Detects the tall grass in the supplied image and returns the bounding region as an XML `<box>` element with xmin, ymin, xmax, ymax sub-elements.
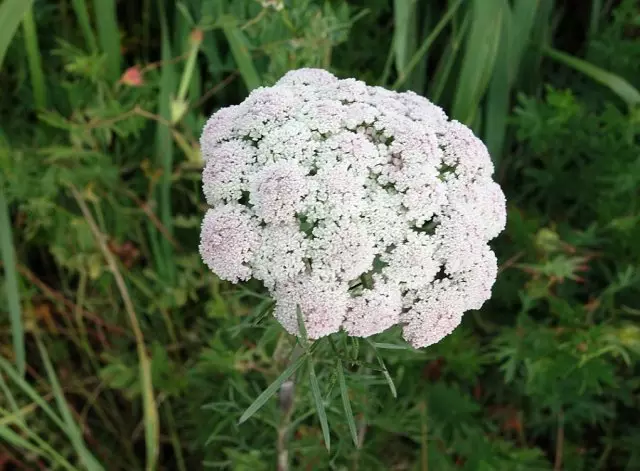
<box><xmin>485</xmin><ymin>0</ymin><xmax>540</xmax><ymax>157</ymax></box>
<box><xmin>92</xmin><ymin>0</ymin><xmax>121</xmax><ymax>81</ymax></box>
<box><xmin>0</xmin><ymin>0</ymin><xmax>34</xmax><ymax>67</ymax></box>
<box><xmin>22</xmin><ymin>6</ymin><xmax>47</xmax><ymax>109</ymax></box>
<box><xmin>155</xmin><ymin>1</ymin><xmax>177</xmax><ymax>285</ymax></box>
<box><xmin>70</xmin><ymin>0</ymin><xmax>98</xmax><ymax>52</ymax></box>
<box><xmin>451</xmin><ymin>0</ymin><xmax>504</xmax><ymax>126</ymax></box>
<box><xmin>0</xmin><ymin>180</ymin><xmax>24</xmax><ymax>376</ymax></box>
<box><xmin>0</xmin><ymin>344</ymin><xmax>104</xmax><ymax>470</ymax></box>
<box><xmin>390</xmin><ymin>0</ymin><xmax>557</xmax><ymax>161</ymax></box>
<box><xmin>222</xmin><ymin>19</ymin><xmax>261</xmax><ymax>91</ymax></box>
<box><xmin>544</xmin><ymin>46</ymin><xmax>640</xmax><ymax>109</ymax></box>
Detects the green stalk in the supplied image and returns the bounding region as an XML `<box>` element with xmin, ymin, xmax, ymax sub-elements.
<box><xmin>92</xmin><ymin>0</ymin><xmax>121</xmax><ymax>81</ymax></box>
<box><xmin>0</xmin><ymin>179</ymin><xmax>24</xmax><ymax>376</ymax></box>
<box><xmin>70</xmin><ymin>0</ymin><xmax>98</xmax><ymax>51</ymax></box>
<box><xmin>156</xmin><ymin>0</ymin><xmax>176</xmax><ymax>282</ymax></box>
<box><xmin>22</xmin><ymin>6</ymin><xmax>46</xmax><ymax>109</ymax></box>
<box><xmin>393</xmin><ymin>0</ymin><xmax>465</xmax><ymax>90</ymax></box>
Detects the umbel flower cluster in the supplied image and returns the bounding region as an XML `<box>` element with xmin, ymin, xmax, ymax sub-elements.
<box><xmin>199</xmin><ymin>68</ymin><xmax>506</xmax><ymax>348</ymax></box>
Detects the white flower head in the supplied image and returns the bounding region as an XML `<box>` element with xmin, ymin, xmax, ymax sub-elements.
<box><xmin>200</xmin><ymin>68</ymin><xmax>506</xmax><ymax>347</ymax></box>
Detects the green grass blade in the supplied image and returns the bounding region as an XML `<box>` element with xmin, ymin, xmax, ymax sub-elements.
<box><xmin>92</xmin><ymin>0</ymin><xmax>121</xmax><ymax>81</ymax></box>
<box><xmin>0</xmin><ymin>0</ymin><xmax>34</xmax><ymax>68</ymax></box>
<box><xmin>393</xmin><ymin>0</ymin><xmax>465</xmax><ymax>91</ymax></box>
<box><xmin>141</xmin><ymin>350</ymin><xmax>159</xmax><ymax>471</ymax></box>
<box><xmin>544</xmin><ymin>46</ymin><xmax>640</xmax><ymax>108</ymax></box>
<box><xmin>0</xmin><ymin>421</ymin><xmax>79</xmax><ymax>471</ymax></box>
<box><xmin>0</xmin><ymin>357</ymin><xmax>66</xmax><ymax>430</ymax></box>
<box><xmin>173</xmin><ymin>30</ymin><xmax>202</xmax><ymax>124</ymax></box>
<box><xmin>392</xmin><ymin>0</ymin><xmax>418</xmax><ymax>88</ymax></box>
<box><xmin>36</xmin><ymin>337</ymin><xmax>105</xmax><ymax>471</ymax></box>
<box><xmin>366</xmin><ymin>339</ymin><xmax>397</xmax><ymax>398</ymax></box>
<box><xmin>589</xmin><ymin>0</ymin><xmax>603</xmax><ymax>38</ymax></box>
<box><xmin>451</xmin><ymin>0</ymin><xmax>504</xmax><ymax>124</ymax></box>
<box><xmin>511</xmin><ymin>0</ymin><xmax>541</xmax><ymax>71</ymax></box>
<box><xmin>155</xmin><ymin>0</ymin><xmax>177</xmax><ymax>282</ymax></box>
<box><xmin>428</xmin><ymin>11</ymin><xmax>470</xmax><ymax>103</ymax></box>
<box><xmin>308</xmin><ymin>357</ymin><xmax>330</xmax><ymax>451</ymax></box>
<box><xmin>337</xmin><ymin>362</ymin><xmax>358</xmax><ymax>446</ymax></box>
<box><xmin>0</xmin><ymin>425</ymin><xmax>41</xmax><ymax>457</ymax></box>
<box><xmin>485</xmin><ymin>0</ymin><xmax>540</xmax><ymax>160</ymax></box>
<box><xmin>484</xmin><ymin>7</ymin><xmax>511</xmax><ymax>160</ymax></box>
<box><xmin>0</xmin><ymin>182</ymin><xmax>24</xmax><ymax>376</ymax></box>
<box><xmin>222</xmin><ymin>19</ymin><xmax>261</xmax><ymax>91</ymax></box>
<box><xmin>0</xmin><ymin>372</ymin><xmax>20</xmax><ymax>414</ymax></box>
<box><xmin>371</xmin><ymin>342</ymin><xmax>412</xmax><ymax>351</ymax></box>
<box><xmin>238</xmin><ymin>353</ymin><xmax>307</xmax><ymax>424</ymax></box>
<box><xmin>296</xmin><ymin>305</ymin><xmax>310</xmax><ymax>350</ymax></box>
<box><xmin>378</xmin><ymin>35</ymin><xmax>395</xmax><ymax>86</ymax></box>
<box><xmin>22</xmin><ymin>6</ymin><xmax>46</xmax><ymax>109</ymax></box>
<box><xmin>70</xmin><ymin>0</ymin><xmax>98</xmax><ymax>52</ymax></box>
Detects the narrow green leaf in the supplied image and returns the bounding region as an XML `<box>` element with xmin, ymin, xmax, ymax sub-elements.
<box><xmin>392</xmin><ymin>0</ymin><xmax>418</xmax><ymax>85</ymax></box>
<box><xmin>544</xmin><ymin>46</ymin><xmax>640</xmax><ymax>108</ymax></box>
<box><xmin>222</xmin><ymin>19</ymin><xmax>261</xmax><ymax>91</ymax></box>
<box><xmin>485</xmin><ymin>0</ymin><xmax>540</xmax><ymax>159</ymax></box>
<box><xmin>0</xmin><ymin>181</ymin><xmax>24</xmax><ymax>376</ymax></box>
<box><xmin>92</xmin><ymin>0</ymin><xmax>121</xmax><ymax>81</ymax></box>
<box><xmin>0</xmin><ymin>426</ymin><xmax>40</xmax><ymax>456</ymax></box>
<box><xmin>484</xmin><ymin>8</ymin><xmax>512</xmax><ymax>160</ymax></box>
<box><xmin>0</xmin><ymin>357</ymin><xmax>65</xmax><ymax>430</ymax></box>
<box><xmin>337</xmin><ymin>362</ymin><xmax>358</xmax><ymax>446</ymax></box>
<box><xmin>156</xmin><ymin>0</ymin><xmax>176</xmax><ymax>282</ymax></box>
<box><xmin>140</xmin><ymin>349</ymin><xmax>159</xmax><ymax>471</ymax></box>
<box><xmin>22</xmin><ymin>6</ymin><xmax>46</xmax><ymax>108</ymax></box>
<box><xmin>371</xmin><ymin>342</ymin><xmax>412</xmax><ymax>351</ymax></box>
<box><xmin>296</xmin><ymin>304</ymin><xmax>310</xmax><ymax>349</ymax></box>
<box><xmin>174</xmin><ymin>32</ymin><xmax>202</xmax><ymax>121</ymax></box>
<box><xmin>511</xmin><ymin>0</ymin><xmax>541</xmax><ymax>71</ymax></box>
<box><xmin>70</xmin><ymin>0</ymin><xmax>98</xmax><ymax>52</ymax></box>
<box><xmin>0</xmin><ymin>422</ymin><xmax>79</xmax><ymax>471</ymax></box>
<box><xmin>0</xmin><ymin>371</ymin><xmax>20</xmax><ymax>415</ymax></box>
<box><xmin>36</xmin><ymin>337</ymin><xmax>105</xmax><ymax>471</ymax></box>
<box><xmin>393</xmin><ymin>0</ymin><xmax>465</xmax><ymax>90</ymax></box>
<box><xmin>378</xmin><ymin>35</ymin><xmax>395</xmax><ymax>86</ymax></box>
<box><xmin>0</xmin><ymin>0</ymin><xmax>34</xmax><ymax>68</ymax></box>
<box><xmin>588</xmin><ymin>0</ymin><xmax>603</xmax><ymax>38</ymax></box>
<box><xmin>452</xmin><ymin>0</ymin><xmax>504</xmax><ymax>124</ymax></box>
<box><xmin>176</xmin><ymin>1</ymin><xmax>195</xmax><ymax>26</ymax></box>
<box><xmin>366</xmin><ymin>339</ymin><xmax>397</xmax><ymax>398</ymax></box>
<box><xmin>428</xmin><ymin>11</ymin><xmax>470</xmax><ymax>103</ymax></box>
<box><xmin>238</xmin><ymin>353</ymin><xmax>307</xmax><ymax>424</ymax></box>
<box><xmin>309</xmin><ymin>357</ymin><xmax>330</xmax><ymax>451</ymax></box>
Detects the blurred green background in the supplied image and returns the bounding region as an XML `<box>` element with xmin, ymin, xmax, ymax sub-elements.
<box><xmin>1</xmin><ymin>0</ymin><xmax>639</xmax><ymax>469</ymax></box>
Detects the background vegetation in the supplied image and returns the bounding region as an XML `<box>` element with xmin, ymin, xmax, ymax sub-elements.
<box><xmin>1</xmin><ymin>0</ymin><xmax>639</xmax><ymax>469</ymax></box>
